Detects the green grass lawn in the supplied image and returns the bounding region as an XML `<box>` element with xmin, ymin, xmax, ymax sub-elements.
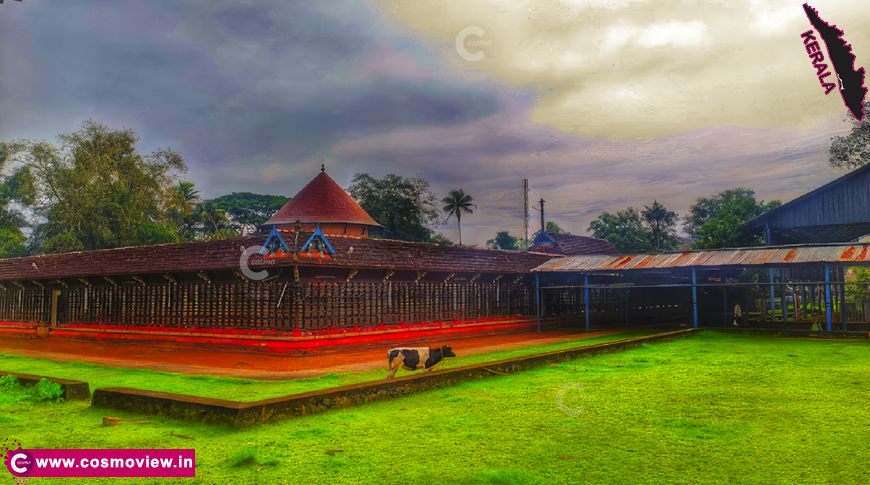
<box><xmin>3</xmin><ymin>331</ymin><xmax>869</xmax><ymax>484</ymax></box>
<box><xmin>0</xmin><ymin>331</ymin><xmax>648</xmax><ymax>401</ymax></box>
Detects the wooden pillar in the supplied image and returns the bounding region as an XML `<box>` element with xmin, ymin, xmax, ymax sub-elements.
<box><xmin>769</xmin><ymin>268</ymin><xmax>776</xmax><ymax>322</ymax></box>
<box><xmin>780</xmin><ymin>269</ymin><xmax>788</xmax><ymax>324</ymax></box>
<box><xmin>798</xmin><ymin>285</ymin><xmax>807</xmax><ymax>318</ymax></box>
<box><xmin>825</xmin><ymin>264</ymin><xmax>832</xmax><ymax>332</ymax></box>
<box><xmin>585</xmin><ymin>274</ymin><xmax>590</xmax><ymax>332</ymax></box>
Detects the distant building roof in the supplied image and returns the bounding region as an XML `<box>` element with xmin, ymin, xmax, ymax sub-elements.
<box><xmin>262</xmin><ymin>171</ymin><xmax>382</xmax><ymax>228</ymax></box>
<box><xmin>529</xmin><ymin>232</ymin><xmax>619</xmax><ymax>256</ymax></box>
<box><xmin>0</xmin><ymin>235</ymin><xmax>555</xmax><ymax>282</ymax></box>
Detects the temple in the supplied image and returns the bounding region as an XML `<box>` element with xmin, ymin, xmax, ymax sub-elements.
<box><xmin>0</xmin><ymin>170</ymin><xmax>564</xmax><ymax>338</ymax></box>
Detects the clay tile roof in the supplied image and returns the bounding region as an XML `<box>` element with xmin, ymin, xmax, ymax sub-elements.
<box><xmin>530</xmin><ymin>233</ymin><xmax>620</xmax><ymax>256</ymax></box>
<box><xmin>0</xmin><ymin>235</ymin><xmax>557</xmax><ymax>282</ymax></box>
<box><xmin>262</xmin><ymin>172</ymin><xmax>382</xmax><ymax>228</ymax></box>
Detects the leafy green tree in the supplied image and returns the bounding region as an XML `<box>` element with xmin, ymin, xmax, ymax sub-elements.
<box><xmin>846</xmin><ymin>267</ymin><xmax>870</xmax><ymax>303</ymax></box>
<box><xmin>0</xmin><ymin>144</ymin><xmax>29</xmax><ymax>257</ymax></box>
<box><xmin>692</xmin><ymin>195</ymin><xmax>781</xmax><ymax>249</ymax></box>
<box><xmin>211</xmin><ymin>192</ymin><xmax>290</xmax><ymax>235</ymax></box>
<box><xmin>349</xmin><ymin>173</ymin><xmax>440</xmax><ymax>242</ymax></box>
<box><xmin>545</xmin><ymin>221</ymin><xmax>564</xmax><ymax>234</ymax></box>
<box><xmin>587</xmin><ymin>207</ymin><xmax>656</xmax><ymax>254</ymax></box>
<box><xmin>486</xmin><ymin>231</ymin><xmax>519</xmax><ymax>250</ymax></box>
<box><xmin>3</xmin><ymin>121</ymin><xmax>186</xmax><ymax>254</ymax></box>
<box><xmin>683</xmin><ymin>188</ymin><xmax>759</xmax><ymax>240</ymax></box>
<box><xmin>442</xmin><ymin>189</ymin><xmax>476</xmax><ymax>246</ymax></box>
<box><xmin>641</xmin><ymin>200</ymin><xmax>679</xmax><ymax>251</ymax></box>
<box><xmin>827</xmin><ymin>100</ymin><xmax>870</xmax><ymax>170</ymax></box>
<box><xmin>430</xmin><ymin>233</ymin><xmax>453</xmax><ymax>246</ymax></box>
<box><xmin>0</xmin><ymin>227</ymin><xmax>27</xmax><ymax>258</ymax></box>
<box><xmin>134</xmin><ymin>221</ymin><xmax>180</xmax><ymax>246</ymax></box>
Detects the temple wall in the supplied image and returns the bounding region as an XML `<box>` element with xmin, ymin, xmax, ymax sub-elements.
<box><xmin>0</xmin><ymin>281</ymin><xmax>535</xmax><ymax>330</ymax></box>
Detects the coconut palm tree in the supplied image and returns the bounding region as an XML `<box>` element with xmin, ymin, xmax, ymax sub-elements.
<box><xmin>441</xmin><ymin>189</ymin><xmax>476</xmax><ymax>246</ymax></box>
<box><xmin>192</xmin><ymin>200</ymin><xmax>231</xmax><ymax>239</ymax></box>
<box><xmin>642</xmin><ymin>200</ymin><xmax>678</xmax><ymax>251</ymax></box>
<box><xmin>175</xmin><ymin>181</ymin><xmax>201</xmax><ymax>217</ymax></box>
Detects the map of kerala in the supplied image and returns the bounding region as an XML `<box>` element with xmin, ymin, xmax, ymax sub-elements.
<box><xmin>803</xmin><ymin>3</ymin><xmax>867</xmax><ymax>120</ymax></box>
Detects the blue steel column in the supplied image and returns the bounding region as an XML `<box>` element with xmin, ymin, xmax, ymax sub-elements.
<box><xmin>585</xmin><ymin>273</ymin><xmax>590</xmax><ymax>333</ymax></box>
<box><xmin>769</xmin><ymin>269</ymin><xmax>776</xmax><ymax>321</ymax></box>
<box><xmin>692</xmin><ymin>268</ymin><xmax>698</xmax><ymax>328</ymax></box>
<box><xmin>535</xmin><ymin>272</ymin><xmax>541</xmax><ymax>332</ymax></box>
<box><xmin>825</xmin><ymin>264</ymin><xmax>832</xmax><ymax>331</ymax></box>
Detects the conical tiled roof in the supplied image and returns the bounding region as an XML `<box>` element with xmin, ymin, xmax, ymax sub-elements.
<box><xmin>262</xmin><ymin>172</ymin><xmax>382</xmax><ymax>228</ymax></box>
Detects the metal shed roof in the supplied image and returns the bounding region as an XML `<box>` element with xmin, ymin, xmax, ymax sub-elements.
<box><xmin>532</xmin><ymin>243</ymin><xmax>870</xmax><ymax>272</ymax></box>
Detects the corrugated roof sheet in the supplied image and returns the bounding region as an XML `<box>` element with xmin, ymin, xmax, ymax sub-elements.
<box><xmin>533</xmin><ymin>244</ymin><xmax>870</xmax><ymax>272</ymax></box>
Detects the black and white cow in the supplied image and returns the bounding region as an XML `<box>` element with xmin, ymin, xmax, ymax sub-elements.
<box><xmin>386</xmin><ymin>345</ymin><xmax>456</xmax><ymax>379</ymax></box>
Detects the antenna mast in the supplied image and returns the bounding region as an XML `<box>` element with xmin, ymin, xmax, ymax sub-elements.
<box><xmin>522</xmin><ymin>178</ymin><xmax>530</xmax><ymax>248</ymax></box>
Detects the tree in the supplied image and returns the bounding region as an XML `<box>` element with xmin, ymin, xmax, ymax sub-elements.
<box><xmin>0</xmin><ymin>143</ymin><xmax>29</xmax><ymax>257</ymax></box>
<box><xmin>211</xmin><ymin>192</ymin><xmax>291</xmax><ymax>235</ymax></box>
<box><xmin>692</xmin><ymin>195</ymin><xmax>781</xmax><ymax>249</ymax></box>
<box><xmin>827</xmin><ymin>100</ymin><xmax>870</xmax><ymax>170</ymax></box>
<box><xmin>170</xmin><ymin>181</ymin><xmax>201</xmax><ymax>241</ymax></box>
<box><xmin>545</xmin><ymin>221</ymin><xmax>564</xmax><ymax>234</ymax></box>
<box><xmin>348</xmin><ymin>173</ymin><xmax>440</xmax><ymax>242</ymax></box>
<box><xmin>430</xmin><ymin>233</ymin><xmax>454</xmax><ymax>246</ymax></box>
<box><xmin>486</xmin><ymin>231</ymin><xmax>519</xmax><ymax>250</ymax></box>
<box><xmin>442</xmin><ymin>189</ymin><xmax>476</xmax><ymax>246</ymax></box>
<box><xmin>587</xmin><ymin>207</ymin><xmax>656</xmax><ymax>254</ymax></box>
<box><xmin>191</xmin><ymin>200</ymin><xmax>235</xmax><ymax>239</ymax></box>
<box><xmin>846</xmin><ymin>267</ymin><xmax>870</xmax><ymax>304</ymax></box>
<box><xmin>2</xmin><ymin>120</ymin><xmax>186</xmax><ymax>254</ymax></box>
<box><xmin>683</xmin><ymin>188</ymin><xmax>758</xmax><ymax>240</ymax></box>
<box><xmin>641</xmin><ymin>200</ymin><xmax>678</xmax><ymax>251</ymax></box>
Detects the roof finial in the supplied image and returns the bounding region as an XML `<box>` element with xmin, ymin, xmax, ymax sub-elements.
<box><xmin>321</xmin><ymin>163</ymin><xmax>326</xmax><ymax>173</ymax></box>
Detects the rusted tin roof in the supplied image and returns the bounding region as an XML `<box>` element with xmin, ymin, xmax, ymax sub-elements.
<box><xmin>533</xmin><ymin>244</ymin><xmax>870</xmax><ymax>272</ymax></box>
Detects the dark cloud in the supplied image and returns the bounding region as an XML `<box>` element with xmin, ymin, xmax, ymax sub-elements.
<box><xmin>0</xmin><ymin>0</ymin><xmax>857</xmax><ymax>246</ymax></box>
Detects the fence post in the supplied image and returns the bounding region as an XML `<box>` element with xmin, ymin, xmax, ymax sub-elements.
<box><xmin>825</xmin><ymin>264</ymin><xmax>832</xmax><ymax>332</ymax></box>
<box><xmin>585</xmin><ymin>273</ymin><xmax>590</xmax><ymax>332</ymax></box>
<box><xmin>692</xmin><ymin>268</ymin><xmax>698</xmax><ymax>328</ymax></box>
<box><xmin>769</xmin><ymin>269</ymin><xmax>776</xmax><ymax>322</ymax></box>
<box><xmin>535</xmin><ymin>272</ymin><xmax>541</xmax><ymax>332</ymax></box>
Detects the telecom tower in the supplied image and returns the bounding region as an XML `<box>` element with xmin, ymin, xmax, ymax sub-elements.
<box><xmin>522</xmin><ymin>178</ymin><xmax>530</xmax><ymax>248</ymax></box>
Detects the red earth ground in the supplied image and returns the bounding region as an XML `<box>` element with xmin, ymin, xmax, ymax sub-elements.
<box><xmin>0</xmin><ymin>327</ymin><xmax>631</xmax><ymax>379</ymax></box>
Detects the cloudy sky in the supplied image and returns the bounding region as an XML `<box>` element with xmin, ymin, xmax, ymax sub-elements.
<box><xmin>1</xmin><ymin>0</ymin><xmax>867</xmax><ymax>246</ymax></box>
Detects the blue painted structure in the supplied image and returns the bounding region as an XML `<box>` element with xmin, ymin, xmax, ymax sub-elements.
<box><xmin>259</xmin><ymin>225</ymin><xmax>292</xmax><ymax>255</ymax></box>
<box><xmin>301</xmin><ymin>224</ymin><xmax>336</xmax><ymax>255</ymax></box>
